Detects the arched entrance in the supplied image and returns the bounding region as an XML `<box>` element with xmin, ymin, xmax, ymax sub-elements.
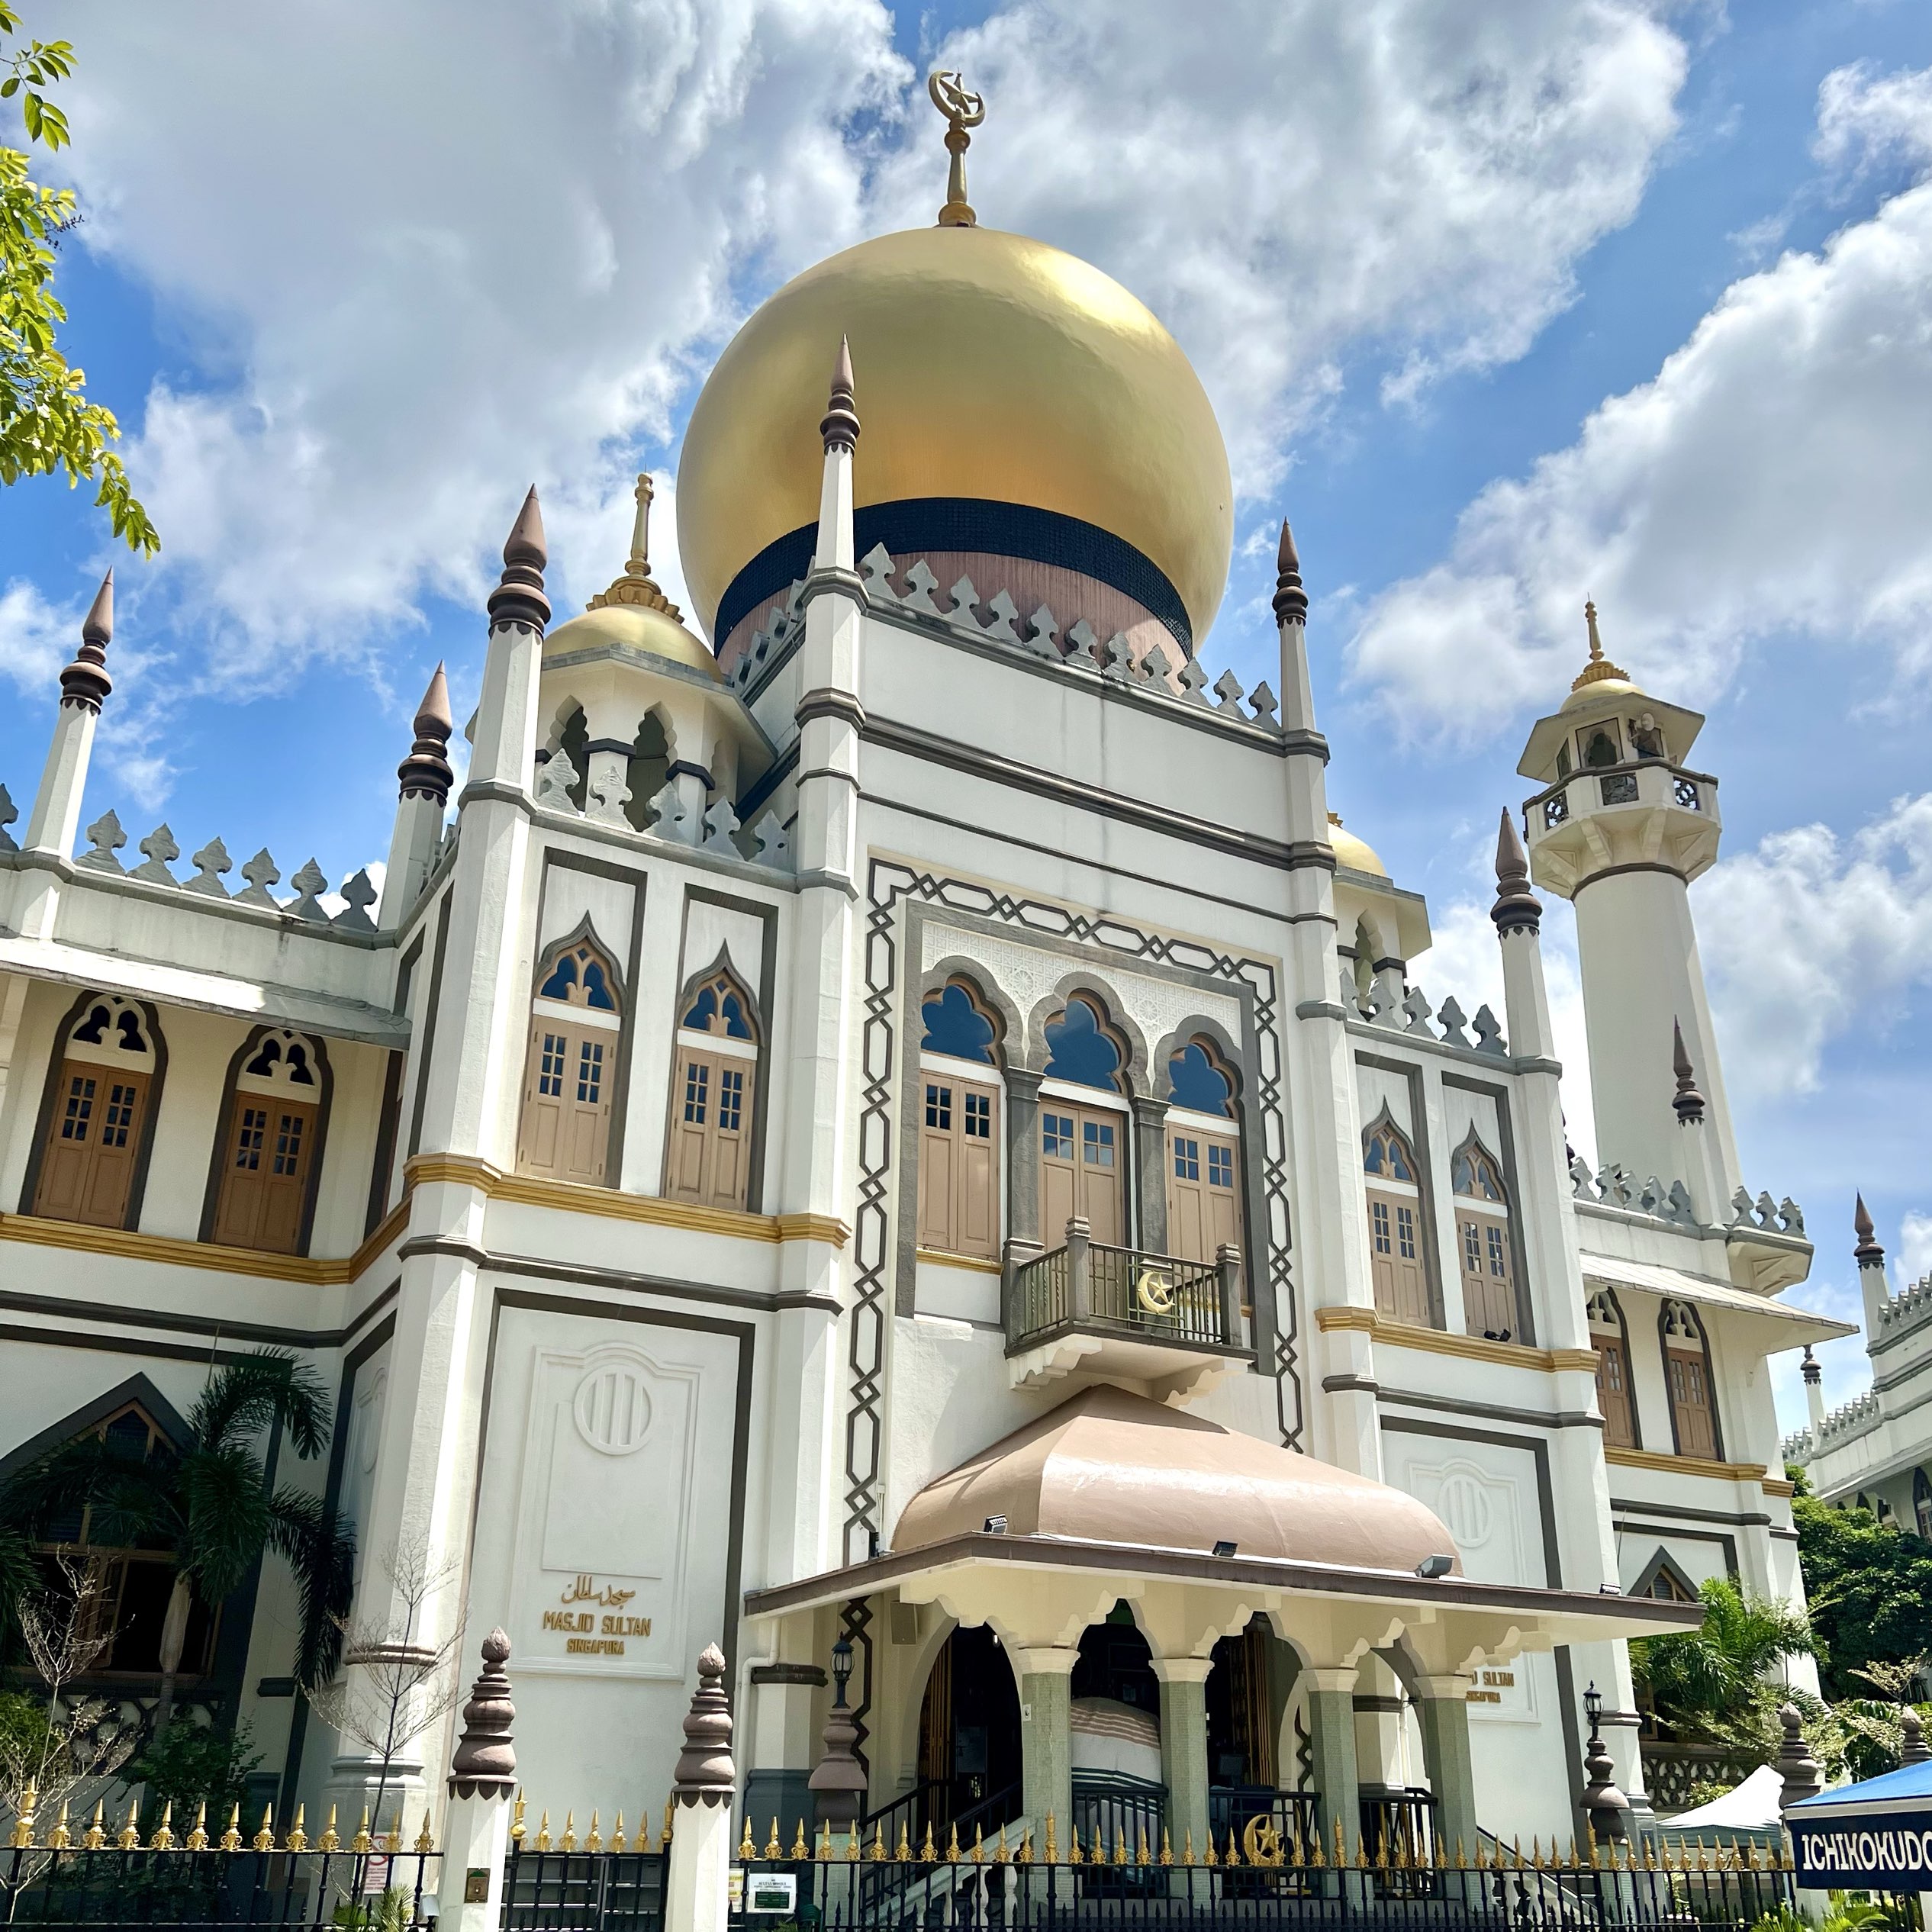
<box><xmin>914</xmin><ymin>1624</ymin><xmax>1021</xmax><ymax>1838</ymax></box>
<box><xmin>1070</xmin><ymin>1604</ymin><xmax>1164</xmax><ymax>1857</ymax></box>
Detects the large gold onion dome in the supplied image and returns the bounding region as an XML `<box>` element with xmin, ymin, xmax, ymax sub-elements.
<box><xmin>675</xmin><ymin>93</ymin><xmax>1233</xmax><ymax>658</ymax></box>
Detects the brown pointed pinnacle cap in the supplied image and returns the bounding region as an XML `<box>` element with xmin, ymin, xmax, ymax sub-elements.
<box><xmin>398</xmin><ymin>662</ymin><xmax>455</xmax><ymax>805</ymax></box>
<box><xmin>487</xmin><ymin>487</ymin><xmax>550</xmax><ymax>633</ymax></box>
<box><xmin>820</xmin><ymin>336</ymin><xmax>860</xmax><ymax>455</ymax></box>
<box><xmin>1271</xmin><ymin>519</ymin><xmax>1308</xmax><ymax>626</ymax></box>
<box><xmin>671</xmin><ymin>1641</ymin><xmax>735</xmax><ymax>1805</ymax></box>
<box><xmin>448</xmin><ymin>1628</ymin><xmax>517</xmax><ymax>1798</ymax></box>
<box><xmin>1853</xmin><ymin>1193</ymin><xmax>1885</xmax><ymax>1266</ymax></box>
<box><xmin>1670</xmin><ymin>1019</ymin><xmax>1705</xmax><ymax>1124</ymax></box>
<box><xmin>60</xmin><ymin>569</ymin><xmax>115</xmax><ymax>711</ymax></box>
<box><xmin>1489</xmin><ymin>807</ymin><xmax>1541</xmax><ymax>936</ymax></box>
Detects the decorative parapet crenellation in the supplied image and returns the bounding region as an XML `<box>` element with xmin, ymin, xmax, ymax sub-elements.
<box><xmin>1794</xmin><ymin>1386</ymin><xmax>1882</xmax><ymax>1460</ymax></box>
<box><xmin>1569</xmin><ymin>1157</ymin><xmax>1701</xmax><ymax>1228</ymax></box>
<box><xmin>726</xmin><ymin>551</ymin><xmax>1285</xmax><ymax>739</ymax></box>
<box><xmin>1338</xmin><ymin>967</ymin><xmax>1507</xmax><ymax>1058</ymax></box>
<box><xmin>530</xmin><ymin>754</ymin><xmax>791</xmax><ymax>873</ymax></box>
<box><xmin>1875</xmin><ymin>1270</ymin><xmax>1932</xmax><ymax>1349</ymax></box>
<box><xmin>1728</xmin><ymin>1185</ymin><xmax>1805</xmax><ymax>1237</ymax></box>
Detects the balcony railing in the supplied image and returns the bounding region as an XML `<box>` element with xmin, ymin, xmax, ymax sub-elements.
<box><xmin>1006</xmin><ymin>1221</ymin><xmax>1245</xmax><ymax>1357</ymax></box>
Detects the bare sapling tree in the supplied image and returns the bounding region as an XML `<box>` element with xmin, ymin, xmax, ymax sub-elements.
<box><xmin>304</xmin><ymin>1541</ymin><xmax>464</xmax><ymax>1844</ymax></box>
<box><xmin>1</xmin><ymin>1557</ymin><xmax>134</xmax><ymax>1888</ymax></box>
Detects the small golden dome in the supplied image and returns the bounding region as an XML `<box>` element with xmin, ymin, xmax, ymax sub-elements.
<box><xmin>675</xmin><ymin>224</ymin><xmax>1233</xmax><ymax>652</ymax></box>
<box><xmin>1327</xmin><ymin>810</ymin><xmax>1388</xmax><ymax>879</ymax></box>
<box><xmin>546</xmin><ymin>475</ymin><xmax>720</xmax><ymax>682</ymax></box>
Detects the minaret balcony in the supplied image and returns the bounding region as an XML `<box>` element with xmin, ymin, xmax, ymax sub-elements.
<box><xmin>1525</xmin><ymin>757</ymin><xmax>1721</xmax><ymax>896</ymax></box>
<box><xmin>1003</xmin><ymin>1219</ymin><xmax>1252</xmax><ymax>1400</ymax></box>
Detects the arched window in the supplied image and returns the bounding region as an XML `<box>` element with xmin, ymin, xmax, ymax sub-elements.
<box><xmin>1362</xmin><ymin>1113</ymin><xmax>1429</xmax><ymax>1326</ymax></box>
<box><xmin>211</xmin><ymin>1029</ymin><xmax>327</xmax><ymax>1254</ymax></box>
<box><xmin>1580</xmin><ymin>723</ymin><xmax>1621</xmax><ymax>769</ymax></box>
<box><xmin>1660</xmin><ymin>1299</ymin><xmax>1721</xmax><ymax>1460</ymax></box>
<box><xmin>1040</xmin><ymin>995</ymin><xmax>1129</xmax><ymax>1247</ymax></box>
<box><xmin>517</xmin><ymin>932</ymin><xmax>623</xmax><ymax>1185</ymax></box>
<box><xmin>1586</xmin><ymin>1289</ymin><xmax>1637</xmax><ymax>1449</ymax></box>
<box><xmin>1451</xmin><ymin>1133</ymin><xmax>1516</xmax><ymax>1342</ymax></box>
<box><xmin>917</xmin><ymin>980</ymin><xmax>1001</xmax><ymax>1262</ymax></box>
<box><xmin>666</xmin><ymin>960</ymin><xmax>758</xmax><ymax>1212</ymax></box>
<box><xmin>1166</xmin><ymin>1038</ymin><xmax>1241</xmax><ymax>1271</ymax></box>
<box><xmin>1914</xmin><ymin>1469</ymin><xmax>1932</xmax><ymax>1543</ymax></box>
<box><xmin>30</xmin><ymin>995</ymin><xmax>160</xmax><ymax>1229</ymax></box>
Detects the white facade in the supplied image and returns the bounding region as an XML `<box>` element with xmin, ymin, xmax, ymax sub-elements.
<box><xmin>0</xmin><ymin>221</ymin><xmax>1852</xmax><ymax>1854</ymax></box>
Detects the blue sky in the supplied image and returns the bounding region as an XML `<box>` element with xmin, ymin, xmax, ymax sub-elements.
<box><xmin>5</xmin><ymin>0</ymin><xmax>1932</xmax><ymax>1431</ymax></box>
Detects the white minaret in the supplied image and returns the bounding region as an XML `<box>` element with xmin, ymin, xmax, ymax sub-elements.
<box><xmin>1518</xmin><ymin>604</ymin><xmax>1739</xmax><ymax>1208</ymax></box>
<box><xmin>378</xmin><ymin>662</ymin><xmax>454</xmax><ymax>927</ymax></box>
<box><xmin>1854</xmin><ymin>1195</ymin><xmax>1891</xmax><ymax>1335</ymax></box>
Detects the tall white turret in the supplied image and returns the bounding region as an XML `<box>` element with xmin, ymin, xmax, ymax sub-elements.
<box><xmin>1518</xmin><ymin>605</ymin><xmax>1739</xmax><ymax>1209</ymax></box>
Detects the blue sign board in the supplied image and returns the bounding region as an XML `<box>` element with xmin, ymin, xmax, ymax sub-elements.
<box><xmin>1787</xmin><ymin>1760</ymin><xmax>1932</xmax><ymax>1892</ymax></box>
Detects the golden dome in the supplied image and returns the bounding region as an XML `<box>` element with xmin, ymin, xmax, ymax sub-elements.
<box><xmin>546</xmin><ymin>475</ymin><xmax>720</xmax><ymax>682</ymax></box>
<box><xmin>675</xmin><ymin>224</ymin><xmax>1233</xmax><ymax>652</ymax></box>
<box><xmin>1327</xmin><ymin>811</ymin><xmax>1387</xmax><ymax>879</ymax></box>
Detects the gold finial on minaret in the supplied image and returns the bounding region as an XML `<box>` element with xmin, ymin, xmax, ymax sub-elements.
<box><xmin>587</xmin><ymin>472</ymin><xmax>684</xmax><ymax>620</ymax></box>
<box><xmin>929</xmin><ymin>71</ymin><xmax>986</xmax><ymax>227</ymax></box>
<box><xmin>1570</xmin><ymin>596</ymin><xmax>1629</xmax><ymax>691</ymax></box>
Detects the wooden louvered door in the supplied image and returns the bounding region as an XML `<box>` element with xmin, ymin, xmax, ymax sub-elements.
<box><xmin>667</xmin><ymin>1042</ymin><xmax>755</xmax><ymax>1211</ymax></box>
<box><xmin>517</xmin><ymin>1016</ymin><xmax>612</xmax><ymax>1184</ymax></box>
<box><xmin>1040</xmin><ymin>1103</ymin><xmax>1124</xmax><ymax>1247</ymax></box>
<box><xmin>214</xmin><ymin>1098</ymin><xmax>317</xmax><ymax>1253</ymax></box>
<box><xmin>34</xmin><ymin>1063</ymin><xmax>148</xmax><ymax>1228</ymax></box>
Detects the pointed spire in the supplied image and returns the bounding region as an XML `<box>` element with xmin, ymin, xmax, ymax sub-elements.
<box><xmin>1271</xmin><ymin>519</ymin><xmax>1308</xmax><ymax>626</ymax></box>
<box><xmin>1800</xmin><ymin>1344</ymin><xmax>1821</xmax><ymax>1388</ymax></box>
<box><xmin>59</xmin><ymin>568</ymin><xmax>115</xmax><ymax>711</ymax></box>
<box><xmin>929</xmin><ymin>72</ymin><xmax>986</xmax><ymax>227</ymax></box>
<box><xmin>448</xmin><ymin>1628</ymin><xmax>517</xmax><ymax>1798</ymax></box>
<box><xmin>1670</xmin><ymin>1019</ymin><xmax>1705</xmax><ymax>1124</ymax></box>
<box><xmin>1854</xmin><ymin>1193</ymin><xmax>1885</xmax><ymax>1267</ymax></box>
<box><xmin>587</xmin><ymin>473</ymin><xmax>683</xmax><ymax>618</ymax></box>
<box><xmin>821</xmin><ymin>336</ymin><xmax>860</xmax><ymax>455</ymax></box>
<box><xmin>487</xmin><ymin>487</ymin><xmax>550</xmax><ymax>633</ymax></box>
<box><xmin>1489</xmin><ymin>807</ymin><xmax>1541</xmax><ymax>935</ymax></box>
<box><xmin>1570</xmin><ymin>597</ymin><xmax>1630</xmax><ymax>693</ymax></box>
<box><xmin>397</xmin><ymin>662</ymin><xmax>455</xmax><ymax>805</ymax></box>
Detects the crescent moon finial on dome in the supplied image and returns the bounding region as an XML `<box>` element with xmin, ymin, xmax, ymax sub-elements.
<box><xmin>929</xmin><ymin>71</ymin><xmax>986</xmax><ymax>228</ymax></box>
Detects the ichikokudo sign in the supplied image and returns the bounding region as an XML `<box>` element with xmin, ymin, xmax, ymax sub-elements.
<box><xmin>1788</xmin><ymin>1814</ymin><xmax>1932</xmax><ymax>1892</ymax></box>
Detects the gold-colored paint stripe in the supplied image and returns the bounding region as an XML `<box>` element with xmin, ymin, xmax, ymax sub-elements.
<box><xmin>1603</xmin><ymin>1444</ymin><xmax>1768</xmax><ymax>1483</ymax></box>
<box><xmin>916</xmin><ymin>1247</ymin><xmax>1003</xmax><ymax>1276</ymax></box>
<box><xmin>1313</xmin><ymin>1305</ymin><xmax>1599</xmax><ymax>1374</ymax></box>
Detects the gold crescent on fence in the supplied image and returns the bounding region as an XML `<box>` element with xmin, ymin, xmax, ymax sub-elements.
<box><xmin>1134</xmin><ymin>1267</ymin><xmax>1176</xmax><ymax>1315</ymax></box>
<box><xmin>1243</xmin><ymin>1814</ymin><xmax>1285</xmax><ymax>1867</ymax></box>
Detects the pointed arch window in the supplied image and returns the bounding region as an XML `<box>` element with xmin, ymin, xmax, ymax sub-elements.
<box><xmin>31</xmin><ymin>995</ymin><xmax>160</xmax><ymax>1230</ymax></box>
<box><xmin>1040</xmin><ymin>994</ymin><xmax>1129</xmax><ymax>1246</ymax></box>
<box><xmin>1166</xmin><ymin>1038</ymin><xmax>1241</xmax><ymax>1273</ymax></box>
<box><xmin>666</xmin><ymin>961</ymin><xmax>759</xmax><ymax>1212</ymax></box>
<box><xmin>1042</xmin><ymin>995</ymin><xmax>1125</xmax><ymax>1093</ymax></box>
<box><xmin>1586</xmin><ymin>1289</ymin><xmax>1638</xmax><ymax>1449</ymax></box>
<box><xmin>518</xmin><ymin>932</ymin><xmax>623</xmax><ymax>1185</ymax></box>
<box><xmin>1660</xmin><ymin>1299</ymin><xmax>1722</xmax><ymax>1460</ymax></box>
<box><xmin>1363</xmin><ymin>1114</ymin><xmax>1429</xmax><ymax>1326</ymax></box>
<box><xmin>1451</xmin><ymin>1133</ymin><xmax>1517</xmax><ymax>1342</ymax></box>
<box><xmin>916</xmin><ymin>979</ymin><xmax>1002</xmax><ymax>1262</ymax></box>
<box><xmin>211</xmin><ymin>1029</ymin><xmax>327</xmax><ymax>1254</ymax></box>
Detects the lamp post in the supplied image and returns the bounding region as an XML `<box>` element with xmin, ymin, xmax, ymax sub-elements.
<box><xmin>809</xmin><ymin>1636</ymin><xmax>868</xmax><ymax>1832</ymax></box>
<box><xmin>1579</xmin><ymin>1681</ymin><xmax>1630</xmax><ymax>1843</ymax></box>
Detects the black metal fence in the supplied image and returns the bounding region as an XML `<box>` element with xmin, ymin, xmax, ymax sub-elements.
<box><xmin>0</xmin><ymin>1844</ymin><xmax>440</xmax><ymax>1927</ymax></box>
<box><xmin>726</xmin><ymin>1836</ymin><xmax>1798</xmax><ymax>1930</ymax></box>
<box><xmin>502</xmin><ymin>1845</ymin><xmax>667</xmax><ymax>1930</ymax></box>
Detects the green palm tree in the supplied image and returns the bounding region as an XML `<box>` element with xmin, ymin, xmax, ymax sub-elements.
<box><xmin>0</xmin><ymin>1350</ymin><xmax>356</xmax><ymax>1739</ymax></box>
<box><xmin>1631</xmin><ymin>1576</ymin><xmax>1816</xmax><ymax>1737</ymax></box>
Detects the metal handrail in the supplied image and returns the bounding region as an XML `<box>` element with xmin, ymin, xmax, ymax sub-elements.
<box><xmin>1007</xmin><ymin>1223</ymin><xmax>1246</xmax><ymax>1355</ymax></box>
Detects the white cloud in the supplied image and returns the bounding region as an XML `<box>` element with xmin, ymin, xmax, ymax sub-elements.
<box><xmin>1897</xmin><ymin>1210</ymin><xmax>1932</xmax><ymax>1289</ymax></box>
<box><xmin>44</xmin><ymin>0</ymin><xmax>1688</xmax><ymax>684</ymax></box>
<box><xmin>0</xmin><ymin>580</ymin><xmax>76</xmax><ymax>696</ymax></box>
<box><xmin>1348</xmin><ymin>60</ymin><xmax>1932</xmax><ymax>741</ymax></box>
<box><xmin>1697</xmin><ymin>792</ymin><xmax>1932</xmax><ymax>1100</ymax></box>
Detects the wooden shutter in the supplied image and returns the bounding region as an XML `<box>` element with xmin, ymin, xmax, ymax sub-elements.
<box><xmin>1596</xmin><ymin>1340</ymin><xmax>1636</xmax><ymax>1447</ymax></box>
<box><xmin>919</xmin><ymin>1080</ymin><xmax>958</xmax><ymax>1252</ymax></box>
<box><xmin>214</xmin><ymin>1097</ymin><xmax>316</xmax><ymax>1253</ymax></box>
<box><xmin>704</xmin><ymin>1058</ymin><xmax>752</xmax><ymax>1209</ymax></box>
<box><xmin>665</xmin><ymin>1045</ymin><xmax>752</xmax><ymax>1211</ymax></box>
<box><xmin>1668</xmin><ymin>1351</ymin><xmax>1718</xmax><ymax>1458</ymax></box>
<box><xmin>1367</xmin><ymin>1187</ymin><xmax>1428</xmax><ymax>1324</ymax></box>
<box><xmin>34</xmin><ymin>1063</ymin><xmax>147</xmax><ymax>1229</ymax></box>
<box><xmin>1041</xmin><ymin>1109</ymin><xmax>1077</xmax><ymax>1243</ymax></box>
<box><xmin>1205</xmin><ymin>1135</ymin><xmax>1241</xmax><ymax>1261</ymax></box>
<box><xmin>1167</xmin><ymin>1132</ymin><xmax>1207</xmax><ymax>1261</ymax></box>
<box><xmin>1460</xmin><ymin>1213</ymin><xmax>1515</xmax><ymax>1337</ymax></box>
<box><xmin>517</xmin><ymin>1018</ymin><xmax>610</xmax><ymax>1184</ymax></box>
<box><xmin>1076</xmin><ymin>1109</ymin><xmax>1123</xmax><ymax>1245</ymax></box>
<box><xmin>955</xmin><ymin>1083</ymin><xmax>997</xmax><ymax>1259</ymax></box>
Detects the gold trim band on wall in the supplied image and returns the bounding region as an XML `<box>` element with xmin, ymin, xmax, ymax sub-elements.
<box><xmin>1313</xmin><ymin>1304</ymin><xmax>1599</xmax><ymax>1375</ymax></box>
<box><xmin>1603</xmin><ymin>1444</ymin><xmax>1769</xmax><ymax>1483</ymax></box>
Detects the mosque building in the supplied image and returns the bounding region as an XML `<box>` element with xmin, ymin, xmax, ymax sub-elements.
<box><xmin>0</xmin><ymin>78</ymin><xmax>1853</xmax><ymax>1856</ymax></box>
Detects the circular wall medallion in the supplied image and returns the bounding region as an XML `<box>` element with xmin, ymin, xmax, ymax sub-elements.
<box><xmin>573</xmin><ymin>1363</ymin><xmax>652</xmax><ymax>1455</ymax></box>
<box><xmin>1432</xmin><ymin>1469</ymin><xmax>1495</xmax><ymax>1550</ymax></box>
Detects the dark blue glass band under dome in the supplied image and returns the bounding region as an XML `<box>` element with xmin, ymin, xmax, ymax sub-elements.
<box><xmin>713</xmin><ymin>497</ymin><xmax>1193</xmax><ymax>658</ymax></box>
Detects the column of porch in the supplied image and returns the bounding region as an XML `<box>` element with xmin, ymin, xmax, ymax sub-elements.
<box><xmin>1413</xmin><ymin>1676</ymin><xmax>1479</xmax><ymax>1861</ymax></box>
<box><xmin>1303</xmin><ymin>1667</ymin><xmax>1361</xmax><ymax>1859</ymax></box>
<box><xmin>1010</xmin><ymin>1647</ymin><xmax>1078</xmax><ymax>1846</ymax></box>
<box><xmin>1151</xmin><ymin>1658</ymin><xmax>1211</xmax><ymax>1864</ymax></box>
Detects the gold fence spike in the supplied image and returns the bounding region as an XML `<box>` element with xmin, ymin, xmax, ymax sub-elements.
<box><xmin>562</xmin><ymin>1810</ymin><xmax>577</xmax><ymax>1853</ymax></box>
<box><xmin>994</xmin><ymin>1824</ymin><xmax>1008</xmax><ymax>1865</ymax></box>
<box><xmin>287</xmin><ymin>1803</ymin><xmax>309</xmax><ymax>1854</ymax></box>
<box><xmin>85</xmin><ymin>1798</ymin><xmax>108</xmax><ymax>1851</ymax></box>
<box><xmin>351</xmin><ymin>1806</ymin><xmax>371</xmax><ymax>1854</ymax></box>
<box><xmin>1433</xmin><ymin>1833</ymin><xmax>1447</xmax><ymax>1871</ymax></box>
<box><xmin>793</xmin><ymin>1820</ymin><xmax>809</xmax><ymax>1861</ymax></box>
<box><xmin>510</xmin><ymin>1792</ymin><xmax>526</xmax><ymax>1846</ymax></box>
<box><xmin>947</xmin><ymin>1822</ymin><xmax>961</xmax><ymax>1863</ymax></box>
<box><xmin>1290</xmin><ymin>1827</ymin><xmax>1306</xmax><ymax>1869</ymax></box>
<box><xmin>1019</xmin><ymin>1829</ymin><xmax>1034</xmax><ymax>1866</ymax></box>
<box><xmin>150</xmin><ymin>1801</ymin><xmax>176</xmax><ymax>1852</ymax></box>
<box><xmin>184</xmin><ymin>1802</ymin><xmax>208</xmax><ymax>1852</ymax></box>
<box><xmin>1567</xmin><ymin>1834</ymin><xmax>1579</xmax><ymax>1869</ymax></box>
<box><xmin>47</xmin><ymin>1799</ymin><xmax>72</xmax><ymax>1851</ymax></box>
<box><xmin>918</xmin><ymin>1821</ymin><xmax>934</xmax><ymax>1863</ymax></box>
<box><xmin>1354</xmin><ymin>1831</ymin><xmax>1369</xmax><ymax>1870</ymax></box>
<box><xmin>1510</xmin><ymin>1834</ymin><xmax>1523</xmax><ymax>1869</ymax></box>
<box><xmin>663</xmin><ymin>1798</ymin><xmax>675</xmax><ymax>1850</ymax></box>
<box><xmin>1161</xmin><ymin>1827</ymin><xmax>1173</xmax><ymax>1868</ymax></box>
<box><xmin>766</xmin><ymin>1817</ymin><xmax>781</xmax><ymax>1860</ymax></box>
<box><xmin>897</xmin><ymin>1821</ymin><xmax>910</xmax><ymax>1863</ymax></box>
<box><xmin>813</xmin><ymin>1822</ymin><xmax>829</xmax><ymax>1862</ymax></box>
<box><xmin>1069</xmin><ymin>1826</ymin><xmax>1084</xmax><ymax>1866</ymax></box>
<box><xmin>1377</xmin><ymin>1826</ymin><xmax>1389</xmax><ymax>1866</ymax></box>
<box><xmin>535</xmin><ymin>1809</ymin><xmax>552</xmax><ymax>1853</ymax></box>
<box><xmin>972</xmin><ymin>1818</ymin><xmax>987</xmax><ymax>1860</ymax></box>
<box><xmin>119</xmin><ymin>1798</ymin><xmax>141</xmax><ymax>1852</ymax></box>
<box><xmin>1112</xmin><ymin>1827</ymin><xmax>1127</xmax><ymax>1867</ymax></box>
<box><xmin>320</xmin><ymin>1805</ymin><xmax>341</xmax><ymax>1854</ymax></box>
<box><xmin>612</xmin><ymin>1811</ymin><xmax>629</xmax><ymax>1855</ymax></box>
<box><xmin>415</xmin><ymin>1812</ymin><xmax>435</xmax><ymax>1856</ymax></box>
<box><xmin>1310</xmin><ymin>1826</ymin><xmax>1325</xmax><ymax>1869</ymax></box>
<box><xmin>871</xmin><ymin>1823</ymin><xmax>887</xmax><ymax>1863</ymax></box>
<box><xmin>253</xmin><ymin>1805</ymin><xmax>274</xmax><ymax>1853</ymax></box>
<box><xmin>1203</xmin><ymin>1831</ymin><xmax>1218</xmax><ymax>1868</ymax></box>
<box><xmin>10</xmin><ymin>1779</ymin><xmax>36</xmax><ymax>1850</ymax></box>
<box><xmin>1335</xmin><ymin>1816</ymin><xmax>1347</xmax><ymax>1867</ymax></box>
<box><xmin>845</xmin><ymin>1821</ymin><xmax>860</xmax><ymax>1863</ymax></box>
<box><xmin>587</xmin><ymin>1810</ymin><xmax>603</xmax><ymax>1854</ymax></box>
<box><xmin>221</xmin><ymin>1804</ymin><xmax>242</xmax><ymax>1853</ymax></box>
<box><xmin>1227</xmin><ymin>1825</ymin><xmax>1242</xmax><ymax>1868</ymax></box>
<box><xmin>1136</xmin><ymin>1826</ymin><xmax>1150</xmax><ymax>1868</ymax></box>
<box><xmin>1044</xmin><ymin>1811</ymin><xmax>1057</xmax><ymax>1864</ymax></box>
<box><xmin>739</xmin><ymin>1814</ymin><xmax>755</xmax><ymax>1860</ymax></box>
<box><xmin>1455</xmin><ymin>1836</ymin><xmax>1467</xmax><ymax>1870</ymax></box>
